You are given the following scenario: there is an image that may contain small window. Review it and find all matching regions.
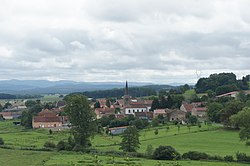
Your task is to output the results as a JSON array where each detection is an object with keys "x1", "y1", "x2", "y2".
[
  {"x1": 128, "y1": 110, "x2": 131, "y2": 113},
  {"x1": 133, "y1": 110, "x2": 135, "y2": 113},
  {"x1": 137, "y1": 109, "x2": 139, "y2": 112}
]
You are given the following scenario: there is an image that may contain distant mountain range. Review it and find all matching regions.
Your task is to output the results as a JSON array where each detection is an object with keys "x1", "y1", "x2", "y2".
[
  {"x1": 0, "y1": 80, "x2": 188, "y2": 95},
  {"x1": 0, "y1": 80, "x2": 152, "y2": 94}
]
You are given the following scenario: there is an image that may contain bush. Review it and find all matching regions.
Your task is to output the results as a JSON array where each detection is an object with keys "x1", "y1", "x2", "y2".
[
  {"x1": 236, "y1": 152, "x2": 250, "y2": 162},
  {"x1": 0, "y1": 137, "x2": 4, "y2": 145},
  {"x1": 182, "y1": 151, "x2": 209, "y2": 160},
  {"x1": 44, "y1": 141, "x2": 56, "y2": 149},
  {"x1": 246, "y1": 141, "x2": 250, "y2": 146},
  {"x1": 208, "y1": 155, "x2": 223, "y2": 161},
  {"x1": 56, "y1": 140, "x2": 66, "y2": 151},
  {"x1": 224, "y1": 155, "x2": 234, "y2": 162},
  {"x1": 153, "y1": 146, "x2": 181, "y2": 160}
]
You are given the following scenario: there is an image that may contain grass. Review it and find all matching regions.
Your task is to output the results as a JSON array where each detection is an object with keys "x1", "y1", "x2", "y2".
[
  {"x1": 0, "y1": 148, "x2": 54, "y2": 166},
  {"x1": 1, "y1": 121, "x2": 248, "y2": 157},
  {"x1": 0, "y1": 148, "x2": 246, "y2": 166},
  {"x1": 44, "y1": 152, "x2": 247, "y2": 166},
  {"x1": 0, "y1": 121, "x2": 250, "y2": 165},
  {"x1": 0, "y1": 121, "x2": 70, "y2": 149}
]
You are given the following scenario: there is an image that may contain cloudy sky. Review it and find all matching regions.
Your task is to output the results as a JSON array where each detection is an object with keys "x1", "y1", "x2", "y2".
[{"x1": 0, "y1": 0, "x2": 250, "y2": 84}]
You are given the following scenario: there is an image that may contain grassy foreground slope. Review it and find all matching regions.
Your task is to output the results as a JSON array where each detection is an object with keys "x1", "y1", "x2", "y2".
[{"x1": 0, "y1": 148, "x2": 247, "y2": 166}]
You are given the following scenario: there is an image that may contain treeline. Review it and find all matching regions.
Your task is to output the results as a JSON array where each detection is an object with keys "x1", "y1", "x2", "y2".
[
  {"x1": 0, "y1": 93, "x2": 16, "y2": 99},
  {"x1": 195, "y1": 73, "x2": 249, "y2": 95},
  {"x1": 81, "y1": 87, "x2": 157, "y2": 98},
  {"x1": 0, "y1": 93, "x2": 41, "y2": 99}
]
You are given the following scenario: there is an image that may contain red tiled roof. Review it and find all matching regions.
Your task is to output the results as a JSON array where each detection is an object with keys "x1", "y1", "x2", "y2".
[
  {"x1": 0, "y1": 112, "x2": 12, "y2": 116},
  {"x1": 98, "y1": 99, "x2": 107, "y2": 106},
  {"x1": 33, "y1": 116, "x2": 62, "y2": 123},
  {"x1": 195, "y1": 107, "x2": 207, "y2": 111},
  {"x1": 95, "y1": 108, "x2": 115, "y2": 115},
  {"x1": 115, "y1": 114, "x2": 125, "y2": 119},
  {"x1": 182, "y1": 104, "x2": 194, "y2": 112},
  {"x1": 154, "y1": 109, "x2": 166, "y2": 114}
]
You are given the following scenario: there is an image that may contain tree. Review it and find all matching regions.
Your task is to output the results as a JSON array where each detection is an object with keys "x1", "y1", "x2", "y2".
[
  {"x1": 132, "y1": 118, "x2": 145, "y2": 129},
  {"x1": 0, "y1": 137, "x2": 4, "y2": 145},
  {"x1": 64, "y1": 94, "x2": 97, "y2": 148},
  {"x1": 120, "y1": 126, "x2": 140, "y2": 152},
  {"x1": 230, "y1": 107, "x2": 250, "y2": 143},
  {"x1": 207, "y1": 102, "x2": 223, "y2": 123},
  {"x1": 145, "y1": 144, "x2": 154, "y2": 157},
  {"x1": 154, "y1": 129, "x2": 159, "y2": 135},
  {"x1": 0, "y1": 104, "x2": 3, "y2": 112},
  {"x1": 25, "y1": 100, "x2": 37, "y2": 108},
  {"x1": 106, "y1": 99, "x2": 111, "y2": 108},
  {"x1": 151, "y1": 98, "x2": 160, "y2": 111},
  {"x1": 153, "y1": 146, "x2": 181, "y2": 160},
  {"x1": 3, "y1": 102, "x2": 12, "y2": 109},
  {"x1": 20, "y1": 110, "x2": 33, "y2": 128},
  {"x1": 94, "y1": 101, "x2": 101, "y2": 108},
  {"x1": 159, "y1": 95, "x2": 168, "y2": 109},
  {"x1": 220, "y1": 100, "x2": 244, "y2": 127}
]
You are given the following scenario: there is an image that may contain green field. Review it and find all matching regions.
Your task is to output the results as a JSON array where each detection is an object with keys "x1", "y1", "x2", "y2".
[
  {"x1": 0, "y1": 121, "x2": 249, "y2": 165},
  {"x1": 0, "y1": 148, "x2": 247, "y2": 166}
]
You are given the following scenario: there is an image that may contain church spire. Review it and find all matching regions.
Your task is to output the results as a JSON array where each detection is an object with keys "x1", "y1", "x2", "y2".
[
  {"x1": 124, "y1": 81, "x2": 130, "y2": 106},
  {"x1": 125, "y1": 80, "x2": 128, "y2": 95}
]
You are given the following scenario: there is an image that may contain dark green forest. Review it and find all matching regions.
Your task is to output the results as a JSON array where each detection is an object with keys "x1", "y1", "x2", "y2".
[{"x1": 195, "y1": 73, "x2": 249, "y2": 95}]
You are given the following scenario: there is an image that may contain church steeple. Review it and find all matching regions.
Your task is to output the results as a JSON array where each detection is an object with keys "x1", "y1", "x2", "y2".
[
  {"x1": 125, "y1": 80, "x2": 128, "y2": 96},
  {"x1": 124, "y1": 81, "x2": 130, "y2": 106}
]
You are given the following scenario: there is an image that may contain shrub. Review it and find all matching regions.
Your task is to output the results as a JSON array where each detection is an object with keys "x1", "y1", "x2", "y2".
[
  {"x1": 208, "y1": 155, "x2": 223, "y2": 161},
  {"x1": 224, "y1": 155, "x2": 234, "y2": 162},
  {"x1": 182, "y1": 151, "x2": 209, "y2": 160},
  {"x1": 246, "y1": 141, "x2": 250, "y2": 146},
  {"x1": 44, "y1": 141, "x2": 56, "y2": 149},
  {"x1": 236, "y1": 152, "x2": 250, "y2": 162},
  {"x1": 145, "y1": 144, "x2": 154, "y2": 157},
  {"x1": 0, "y1": 137, "x2": 4, "y2": 145},
  {"x1": 153, "y1": 146, "x2": 181, "y2": 160},
  {"x1": 56, "y1": 140, "x2": 66, "y2": 151}
]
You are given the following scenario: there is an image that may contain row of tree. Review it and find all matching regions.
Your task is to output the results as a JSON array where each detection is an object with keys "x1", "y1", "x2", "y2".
[{"x1": 195, "y1": 73, "x2": 249, "y2": 95}]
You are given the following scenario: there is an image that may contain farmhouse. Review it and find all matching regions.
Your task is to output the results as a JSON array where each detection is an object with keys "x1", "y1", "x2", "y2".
[
  {"x1": 180, "y1": 102, "x2": 207, "y2": 118},
  {"x1": 95, "y1": 107, "x2": 115, "y2": 119},
  {"x1": 32, "y1": 109, "x2": 63, "y2": 128},
  {"x1": 153, "y1": 108, "x2": 186, "y2": 121}
]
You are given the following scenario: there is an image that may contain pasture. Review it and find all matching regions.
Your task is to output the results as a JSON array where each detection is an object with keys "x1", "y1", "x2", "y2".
[{"x1": 0, "y1": 120, "x2": 249, "y2": 165}]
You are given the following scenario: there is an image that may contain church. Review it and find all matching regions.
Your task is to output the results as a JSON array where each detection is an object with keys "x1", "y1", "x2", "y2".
[{"x1": 121, "y1": 81, "x2": 152, "y2": 115}]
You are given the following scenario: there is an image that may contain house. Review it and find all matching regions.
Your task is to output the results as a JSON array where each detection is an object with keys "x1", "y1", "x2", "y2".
[
  {"x1": 109, "y1": 126, "x2": 128, "y2": 135},
  {"x1": 97, "y1": 99, "x2": 110, "y2": 108},
  {"x1": 180, "y1": 102, "x2": 207, "y2": 118},
  {"x1": 153, "y1": 109, "x2": 167, "y2": 118},
  {"x1": 166, "y1": 109, "x2": 186, "y2": 121},
  {"x1": 32, "y1": 109, "x2": 63, "y2": 128},
  {"x1": 32, "y1": 116, "x2": 63, "y2": 128},
  {"x1": 124, "y1": 103, "x2": 148, "y2": 115},
  {"x1": 95, "y1": 107, "x2": 115, "y2": 119},
  {"x1": 192, "y1": 107, "x2": 207, "y2": 117},
  {"x1": 0, "y1": 112, "x2": 13, "y2": 120},
  {"x1": 134, "y1": 111, "x2": 153, "y2": 120},
  {"x1": 180, "y1": 103, "x2": 194, "y2": 113},
  {"x1": 153, "y1": 108, "x2": 186, "y2": 122}
]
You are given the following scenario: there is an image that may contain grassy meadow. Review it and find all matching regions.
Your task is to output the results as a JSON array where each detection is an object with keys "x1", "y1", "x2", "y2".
[{"x1": 0, "y1": 120, "x2": 249, "y2": 165}]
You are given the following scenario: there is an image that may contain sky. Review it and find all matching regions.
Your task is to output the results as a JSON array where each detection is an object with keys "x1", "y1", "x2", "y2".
[{"x1": 0, "y1": 0, "x2": 250, "y2": 84}]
